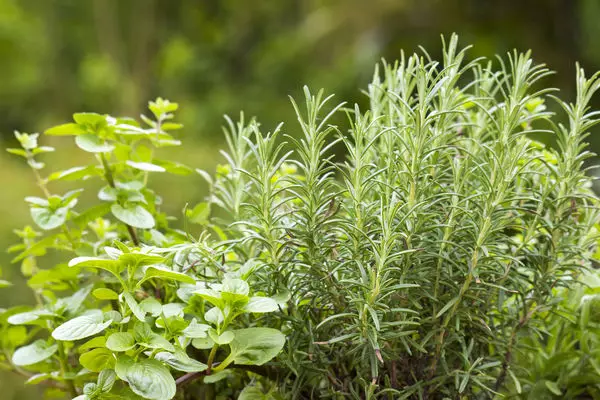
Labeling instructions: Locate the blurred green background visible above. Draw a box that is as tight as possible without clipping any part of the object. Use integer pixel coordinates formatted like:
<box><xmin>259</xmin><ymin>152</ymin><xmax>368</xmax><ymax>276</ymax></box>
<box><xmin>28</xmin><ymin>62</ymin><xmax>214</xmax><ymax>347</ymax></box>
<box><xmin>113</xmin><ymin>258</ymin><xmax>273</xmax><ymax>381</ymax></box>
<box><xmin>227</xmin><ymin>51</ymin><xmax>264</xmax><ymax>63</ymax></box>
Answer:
<box><xmin>2</xmin><ymin>0</ymin><xmax>600</xmax><ymax>397</ymax></box>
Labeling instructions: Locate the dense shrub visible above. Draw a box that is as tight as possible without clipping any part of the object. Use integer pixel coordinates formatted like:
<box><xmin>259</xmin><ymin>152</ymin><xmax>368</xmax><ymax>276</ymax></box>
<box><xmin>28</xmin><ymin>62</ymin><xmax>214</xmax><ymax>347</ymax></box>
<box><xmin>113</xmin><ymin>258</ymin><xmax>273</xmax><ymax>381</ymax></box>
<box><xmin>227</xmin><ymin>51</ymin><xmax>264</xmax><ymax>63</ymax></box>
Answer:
<box><xmin>1</xmin><ymin>35</ymin><xmax>600</xmax><ymax>399</ymax></box>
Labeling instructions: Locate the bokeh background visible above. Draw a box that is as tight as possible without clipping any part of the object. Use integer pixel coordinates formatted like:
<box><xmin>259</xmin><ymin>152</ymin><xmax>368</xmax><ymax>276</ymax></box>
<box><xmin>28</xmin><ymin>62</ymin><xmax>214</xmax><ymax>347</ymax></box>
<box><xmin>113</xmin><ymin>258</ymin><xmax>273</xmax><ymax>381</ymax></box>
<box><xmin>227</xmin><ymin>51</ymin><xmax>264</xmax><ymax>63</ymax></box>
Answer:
<box><xmin>2</xmin><ymin>0</ymin><xmax>600</xmax><ymax>397</ymax></box>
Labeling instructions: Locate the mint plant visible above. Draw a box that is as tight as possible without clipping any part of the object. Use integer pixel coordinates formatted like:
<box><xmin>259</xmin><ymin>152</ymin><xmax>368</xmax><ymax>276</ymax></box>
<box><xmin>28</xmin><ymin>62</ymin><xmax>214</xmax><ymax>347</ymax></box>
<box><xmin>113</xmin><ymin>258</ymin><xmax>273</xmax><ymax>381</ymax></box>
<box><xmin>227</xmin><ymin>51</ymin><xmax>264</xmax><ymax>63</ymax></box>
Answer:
<box><xmin>1</xmin><ymin>100</ymin><xmax>285</xmax><ymax>400</ymax></box>
<box><xmin>2</xmin><ymin>35</ymin><xmax>600</xmax><ymax>399</ymax></box>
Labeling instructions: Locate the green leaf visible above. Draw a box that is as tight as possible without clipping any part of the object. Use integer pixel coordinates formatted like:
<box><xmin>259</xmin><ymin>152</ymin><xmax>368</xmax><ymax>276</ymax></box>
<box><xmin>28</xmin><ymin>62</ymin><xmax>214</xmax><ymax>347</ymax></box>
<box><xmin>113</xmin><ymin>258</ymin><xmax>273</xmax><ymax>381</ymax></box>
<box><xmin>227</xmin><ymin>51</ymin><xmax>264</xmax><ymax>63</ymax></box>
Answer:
<box><xmin>30</xmin><ymin>206</ymin><xmax>68</xmax><ymax>230</ymax></box>
<box><xmin>45</xmin><ymin>123</ymin><xmax>86</xmax><ymax>136</ymax></box>
<box><xmin>192</xmin><ymin>336</ymin><xmax>215</xmax><ymax>350</ymax></box>
<box><xmin>204</xmin><ymin>307</ymin><xmax>224</xmax><ymax>325</ymax></box>
<box><xmin>47</xmin><ymin>165</ymin><xmax>101</xmax><ymax>182</ymax></box>
<box><xmin>63</xmin><ymin>285</ymin><xmax>93</xmax><ymax>315</ymax></box>
<box><xmin>182</xmin><ymin>319</ymin><xmax>210</xmax><ymax>339</ymax></box>
<box><xmin>80</xmin><ymin>348</ymin><xmax>115</xmax><ymax>372</ymax></box>
<box><xmin>115</xmin><ymin>355</ymin><xmax>176</xmax><ymax>400</ymax></box>
<box><xmin>68</xmin><ymin>256</ymin><xmax>123</xmax><ymax>278</ymax></box>
<box><xmin>122</xmin><ymin>292</ymin><xmax>146</xmax><ymax>321</ymax></box>
<box><xmin>93</xmin><ymin>288</ymin><xmax>119</xmax><ymax>300</ymax></box>
<box><xmin>155</xmin><ymin>351</ymin><xmax>208</xmax><ymax>373</ymax></box>
<box><xmin>194</xmin><ymin>289</ymin><xmax>224</xmax><ymax>309</ymax></box>
<box><xmin>126</xmin><ymin>161</ymin><xmax>166</xmax><ymax>172</ymax></box>
<box><xmin>203</xmin><ymin>370</ymin><xmax>232</xmax><ymax>384</ymax></box>
<box><xmin>97</xmin><ymin>369</ymin><xmax>117</xmax><ymax>393</ymax></box>
<box><xmin>238</xmin><ymin>385</ymin><xmax>269</xmax><ymax>400</ymax></box>
<box><xmin>73</xmin><ymin>112</ymin><xmax>107</xmax><ymax>127</ymax></box>
<box><xmin>71</xmin><ymin>203</ymin><xmax>111</xmax><ymax>228</ymax></box>
<box><xmin>12</xmin><ymin>340</ymin><xmax>58</xmax><ymax>366</ymax></box>
<box><xmin>0</xmin><ymin>279</ymin><xmax>13</xmax><ymax>288</ymax></box>
<box><xmin>226</xmin><ymin>328</ymin><xmax>285</xmax><ymax>366</ymax></box>
<box><xmin>106</xmin><ymin>332</ymin><xmax>136</xmax><ymax>352</ymax></box>
<box><xmin>141</xmin><ymin>335</ymin><xmax>175</xmax><ymax>352</ymax></box>
<box><xmin>111</xmin><ymin>204</ymin><xmax>155</xmax><ymax>229</ymax></box>
<box><xmin>8</xmin><ymin>309</ymin><xmax>57</xmax><ymax>325</ymax></box>
<box><xmin>153</xmin><ymin>159</ymin><xmax>192</xmax><ymax>175</ymax></box>
<box><xmin>6</xmin><ymin>148</ymin><xmax>28</xmax><ymax>157</ymax></box>
<box><xmin>132</xmin><ymin>321</ymin><xmax>174</xmax><ymax>351</ymax></box>
<box><xmin>79</xmin><ymin>336</ymin><xmax>107</xmax><ymax>352</ymax></box>
<box><xmin>545</xmin><ymin>380</ymin><xmax>562</xmax><ymax>396</ymax></box>
<box><xmin>75</xmin><ymin>134</ymin><xmax>115</xmax><ymax>153</ymax></box>
<box><xmin>52</xmin><ymin>310</ymin><xmax>112</xmax><ymax>341</ymax></box>
<box><xmin>139</xmin><ymin>298</ymin><xmax>162</xmax><ymax>317</ymax></box>
<box><xmin>209</xmin><ymin>329</ymin><xmax>235</xmax><ymax>345</ymax></box>
<box><xmin>140</xmin><ymin>265</ymin><xmax>195</xmax><ymax>285</ymax></box>
<box><xmin>244</xmin><ymin>297</ymin><xmax>279</xmax><ymax>313</ymax></box>
<box><xmin>186</xmin><ymin>202</ymin><xmax>210</xmax><ymax>225</ymax></box>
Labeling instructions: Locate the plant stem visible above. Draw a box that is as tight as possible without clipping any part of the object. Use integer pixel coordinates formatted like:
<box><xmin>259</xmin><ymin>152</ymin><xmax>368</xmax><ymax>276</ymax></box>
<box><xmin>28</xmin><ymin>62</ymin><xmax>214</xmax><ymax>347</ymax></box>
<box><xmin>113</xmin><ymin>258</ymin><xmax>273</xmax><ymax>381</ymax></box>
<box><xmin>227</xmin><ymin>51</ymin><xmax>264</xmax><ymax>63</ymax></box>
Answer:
<box><xmin>206</xmin><ymin>345</ymin><xmax>218</xmax><ymax>375</ymax></box>
<box><xmin>99</xmin><ymin>153</ymin><xmax>140</xmax><ymax>246</ymax></box>
<box><xmin>57</xmin><ymin>342</ymin><xmax>78</xmax><ymax>398</ymax></box>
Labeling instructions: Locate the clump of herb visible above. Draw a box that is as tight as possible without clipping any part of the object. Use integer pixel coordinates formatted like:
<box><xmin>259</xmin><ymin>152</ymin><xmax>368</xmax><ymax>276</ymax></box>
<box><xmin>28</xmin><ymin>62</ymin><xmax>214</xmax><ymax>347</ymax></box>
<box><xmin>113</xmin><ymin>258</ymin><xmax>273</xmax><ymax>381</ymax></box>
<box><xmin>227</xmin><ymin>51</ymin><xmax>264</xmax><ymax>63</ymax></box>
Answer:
<box><xmin>1</xmin><ymin>35</ymin><xmax>599</xmax><ymax>399</ymax></box>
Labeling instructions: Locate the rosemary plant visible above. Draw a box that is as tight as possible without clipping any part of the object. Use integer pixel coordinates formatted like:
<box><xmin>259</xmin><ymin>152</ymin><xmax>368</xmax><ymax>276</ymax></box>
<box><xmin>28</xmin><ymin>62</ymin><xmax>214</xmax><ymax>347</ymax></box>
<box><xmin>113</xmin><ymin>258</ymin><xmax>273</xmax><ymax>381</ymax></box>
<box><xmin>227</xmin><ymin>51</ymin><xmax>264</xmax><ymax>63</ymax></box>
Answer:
<box><xmin>1</xmin><ymin>35</ymin><xmax>599</xmax><ymax>399</ymax></box>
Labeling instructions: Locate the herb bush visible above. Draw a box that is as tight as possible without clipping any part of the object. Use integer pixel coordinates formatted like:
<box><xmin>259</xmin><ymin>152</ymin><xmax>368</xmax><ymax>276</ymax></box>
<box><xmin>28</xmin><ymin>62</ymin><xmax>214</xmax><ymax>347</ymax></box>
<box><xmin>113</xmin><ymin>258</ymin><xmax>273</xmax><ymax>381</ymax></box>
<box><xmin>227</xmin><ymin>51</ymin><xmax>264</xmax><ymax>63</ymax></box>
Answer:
<box><xmin>1</xmin><ymin>35</ymin><xmax>600</xmax><ymax>399</ymax></box>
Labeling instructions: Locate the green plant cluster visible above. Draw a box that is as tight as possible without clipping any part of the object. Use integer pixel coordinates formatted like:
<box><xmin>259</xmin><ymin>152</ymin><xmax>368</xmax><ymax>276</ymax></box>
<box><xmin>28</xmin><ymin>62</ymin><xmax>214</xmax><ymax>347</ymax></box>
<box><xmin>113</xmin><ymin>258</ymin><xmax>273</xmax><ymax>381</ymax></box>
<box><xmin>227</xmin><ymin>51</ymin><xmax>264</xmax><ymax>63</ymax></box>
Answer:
<box><xmin>1</xmin><ymin>36</ymin><xmax>600</xmax><ymax>399</ymax></box>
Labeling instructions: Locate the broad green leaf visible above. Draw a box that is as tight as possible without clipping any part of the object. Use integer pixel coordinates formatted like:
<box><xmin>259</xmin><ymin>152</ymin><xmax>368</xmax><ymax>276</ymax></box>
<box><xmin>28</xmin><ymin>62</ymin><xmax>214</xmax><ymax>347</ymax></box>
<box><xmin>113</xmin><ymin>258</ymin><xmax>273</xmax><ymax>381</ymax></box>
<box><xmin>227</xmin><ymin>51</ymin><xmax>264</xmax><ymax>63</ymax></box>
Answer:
<box><xmin>115</xmin><ymin>355</ymin><xmax>176</xmax><ymax>400</ymax></box>
<box><xmin>133</xmin><ymin>321</ymin><xmax>153</xmax><ymax>341</ymax></box>
<box><xmin>208</xmin><ymin>329</ymin><xmax>235</xmax><ymax>345</ymax></box>
<box><xmin>194</xmin><ymin>289</ymin><xmax>224</xmax><ymax>309</ymax></box>
<box><xmin>111</xmin><ymin>204</ymin><xmax>155</xmax><ymax>229</ymax></box>
<box><xmin>12</xmin><ymin>340</ymin><xmax>58</xmax><ymax>366</ymax></box>
<box><xmin>75</xmin><ymin>134</ymin><xmax>115</xmax><ymax>153</ymax></box>
<box><xmin>97</xmin><ymin>369</ymin><xmax>117</xmax><ymax>392</ymax></box>
<box><xmin>226</xmin><ymin>328</ymin><xmax>285</xmax><ymax>366</ymax></box>
<box><xmin>244</xmin><ymin>297</ymin><xmax>279</xmax><ymax>313</ymax></box>
<box><xmin>140</xmin><ymin>265</ymin><xmax>195</xmax><ymax>285</ymax></box>
<box><xmin>153</xmin><ymin>160</ymin><xmax>192</xmax><ymax>175</ymax></box>
<box><xmin>52</xmin><ymin>310</ymin><xmax>112</xmax><ymax>341</ymax></box>
<box><xmin>133</xmin><ymin>322</ymin><xmax>174</xmax><ymax>351</ymax></box>
<box><xmin>80</xmin><ymin>348</ymin><xmax>115</xmax><ymax>372</ymax></box>
<box><xmin>122</xmin><ymin>292</ymin><xmax>146</xmax><ymax>321</ymax></box>
<box><xmin>73</xmin><ymin>112</ymin><xmax>106</xmax><ymax>125</ymax></box>
<box><xmin>104</xmin><ymin>310</ymin><xmax>123</xmax><ymax>324</ymax></box>
<box><xmin>5</xmin><ymin>326</ymin><xmax>27</xmax><ymax>348</ymax></box>
<box><xmin>68</xmin><ymin>256</ymin><xmax>123</xmax><ymax>277</ymax></box>
<box><xmin>30</xmin><ymin>206</ymin><xmax>68</xmax><ymax>230</ymax></box>
<box><xmin>63</xmin><ymin>285</ymin><xmax>93</xmax><ymax>315</ymax></box>
<box><xmin>8</xmin><ymin>309</ymin><xmax>57</xmax><ymax>325</ymax></box>
<box><xmin>71</xmin><ymin>203</ymin><xmax>111</xmax><ymax>228</ymax></box>
<box><xmin>25</xmin><ymin>373</ymin><xmax>52</xmax><ymax>385</ymax></box>
<box><xmin>238</xmin><ymin>385</ymin><xmax>269</xmax><ymax>400</ymax></box>
<box><xmin>139</xmin><ymin>298</ymin><xmax>162</xmax><ymax>317</ymax></box>
<box><xmin>186</xmin><ymin>202</ymin><xmax>210</xmax><ymax>224</ymax></box>
<box><xmin>222</xmin><ymin>278</ymin><xmax>250</xmax><ymax>295</ymax></box>
<box><xmin>204</xmin><ymin>307</ymin><xmax>224</xmax><ymax>325</ymax></box>
<box><xmin>141</xmin><ymin>335</ymin><xmax>175</xmax><ymax>352</ymax></box>
<box><xmin>221</xmin><ymin>278</ymin><xmax>250</xmax><ymax>308</ymax></box>
<box><xmin>79</xmin><ymin>336</ymin><xmax>107</xmax><ymax>352</ymax></box>
<box><xmin>106</xmin><ymin>332</ymin><xmax>136</xmax><ymax>352</ymax></box>
<box><xmin>203</xmin><ymin>370</ymin><xmax>232</xmax><ymax>384</ymax></box>
<box><xmin>192</xmin><ymin>336</ymin><xmax>214</xmax><ymax>350</ymax></box>
<box><xmin>182</xmin><ymin>319</ymin><xmax>210</xmax><ymax>339</ymax></box>
<box><xmin>93</xmin><ymin>288</ymin><xmax>119</xmax><ymax>300</ymax></box>
<box><xmin>118</xmin><ymin>252</ymin><xmax>164</xmax><ymax>268</ymax></box>
<box><xmin>45</xmin><ymin>123</ymin><xmax>86</xmax><ymax>136</ymax></box>
<box><xmin>47</xmin><ymin>165</ymin><xmax>101</xmax><ymax>182</ymax></box>
<box><xmin>155</xmin><ymin>350</ymin><xmax>208</xmax><ymax>372</ymax></box>
<box><xmin>126</xmin><ymin>161</ymin><xmax>166</xmax><ymax>172</ymax></box>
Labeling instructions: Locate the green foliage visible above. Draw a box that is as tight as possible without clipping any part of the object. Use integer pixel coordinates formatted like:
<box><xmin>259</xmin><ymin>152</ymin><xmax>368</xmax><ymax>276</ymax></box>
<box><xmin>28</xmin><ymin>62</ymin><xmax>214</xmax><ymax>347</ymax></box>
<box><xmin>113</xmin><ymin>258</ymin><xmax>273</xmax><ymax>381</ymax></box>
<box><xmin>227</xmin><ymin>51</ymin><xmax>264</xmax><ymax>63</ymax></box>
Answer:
<box><xmin>504</xmin><ymin>271</ymin><xmax>600</xmax><ymax>399</ymax></box>
<box><xmin>2</xmin><ymin>35</ymin><xmax>600</xmax><ymax>399</ymax></box>
<box><xmin>1</xmin><ymin>97</ymin><xmax>285</xmax><ymax>399</ymax></box>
